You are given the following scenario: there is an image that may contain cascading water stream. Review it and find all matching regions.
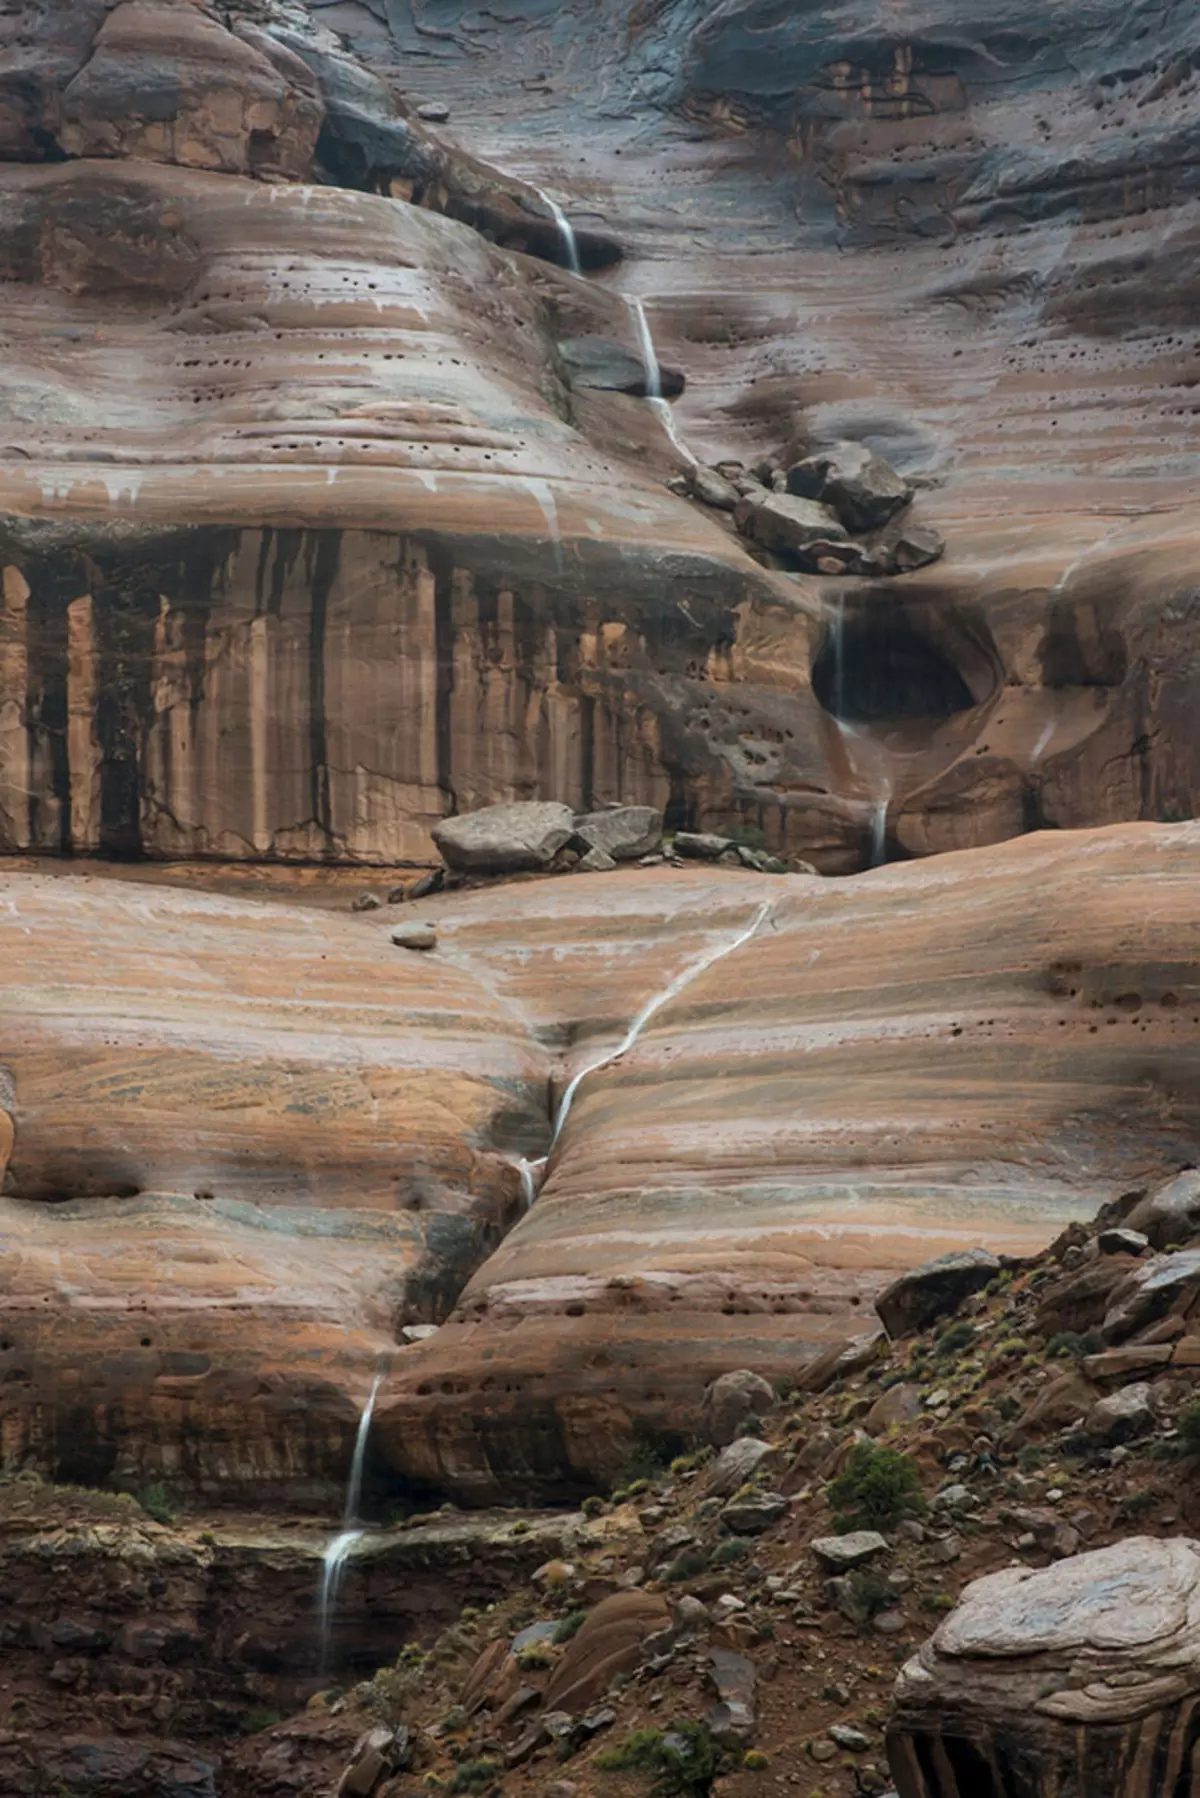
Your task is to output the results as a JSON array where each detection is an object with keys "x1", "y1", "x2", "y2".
[
  {"x1": 533, "y1": 185, "x2": 581, "y2": 276},
  {"x1": 627, "y1": 296, "x2": 695, "y2": 466},
  {"x1": 515, "y1": 901, "x2": 772, "y2": 1205},
  {"x1": 868, "y1": 782, "x2": 891, "y2": 869},
  {"x1": 317, "y1": 1368, "x2": 384, "y2": 1671}
]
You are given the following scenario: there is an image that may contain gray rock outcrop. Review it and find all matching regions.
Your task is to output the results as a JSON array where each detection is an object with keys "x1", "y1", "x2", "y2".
[
  {"x1": 875, "y1": 1250, "x2": 1000, "y2": 1340},
  {"x1": 433, "y1": 802, "x2": 576, "y2": 874},
  {"x1": 889, "y1": 1539, "x2": 1200, "y2": 1798}
]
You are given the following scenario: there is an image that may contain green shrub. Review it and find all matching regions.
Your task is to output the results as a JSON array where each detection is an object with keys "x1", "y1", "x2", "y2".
[
  {"x1": 825, "y1": 1442, "x2": 926, "y2": 1531},
  {"x1": 669, "y1": 1449, "x2": 711, "y2": 1477},
  {"x1": 709, "y1": 1536, "x2": 752, "y2": 1568},
  {"x1": 581, "y1": 1495, "x2": 606, "y2": 1517},
  {"x1": 517, "y1": 1644, "x2": 554, "y2": 1670},
  {"x1": 595, "y1": 1722, "x2": 727, "y2": 1797},
  {"x1": 449, "y1": 1759, "x2": 501, "y2": 1794},
  {"x1": 838, "y1": 1569, "x2": 898, "y2": 1628},
  {"x1": 1179, "y1": 1400, "x2": 1200, "y2": 1455},
  {"x1": 665, "y1": 1549, "x2": 710, "y2": 1583},
  {"x1": 509, "y1": 1520, "x2": 530, "y2": 1536},
  {"x1": 743, "y1": 1750, "x2": 769, "y2": 1771},
  {"x1": 935, "y1": 1321, "x2": 975, "y2": 1357},
  {"x1": 553, "y1": 1609, "x2": 588, "y2": 1644},
  {"x1": 137, "y1": 1482, "x2": 177, "y2": 1525}
]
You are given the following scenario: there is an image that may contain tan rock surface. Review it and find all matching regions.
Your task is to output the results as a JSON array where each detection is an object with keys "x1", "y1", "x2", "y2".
[{"x1": 376, "y1": 822, "x2": 1200, "y2": 1498}]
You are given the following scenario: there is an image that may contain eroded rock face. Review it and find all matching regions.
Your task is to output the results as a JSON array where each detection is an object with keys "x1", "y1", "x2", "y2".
[
  {"x1": 0, "y1": 0, "x2": 1197, "y2": 873},
  {"x1": 889, "y1": 1538, "x2": 1200, "y2": 1797},
  {"x1": 375, "y1": 822, "x2": 1200, "y2": 1502},
  {"x1": 0, "y1": 865, "x2": 543, "y2": 1500}
]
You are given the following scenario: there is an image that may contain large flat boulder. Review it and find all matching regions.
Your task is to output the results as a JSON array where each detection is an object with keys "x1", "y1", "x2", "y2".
[
  {"x1": 889, "y1": 1539, "x2": 1200, "y2": 1797},
  {"x1": 434, "y1": 802, "x2": 576, "y2": 874}
]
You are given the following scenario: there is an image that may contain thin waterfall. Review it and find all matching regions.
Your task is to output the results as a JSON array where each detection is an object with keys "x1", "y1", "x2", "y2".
[
  {"x1": 629, "y1": 297, "x2": 662, "y2": 401},
  {"x1": 628, "y1": 297, "x2": 696, "y2": 466},
  {"x1": 533, "y1": 185, "x2": 581, "y2": 276},
  {"x1": 511, "y1": 901, "x2": 771, "y2": 1207},
  {"x1": 317, "y1": 1369, "x2": 383, "y2": 1671},
  {"x1": 868, "y1": 783, "x2": 891, "y2": 869}
]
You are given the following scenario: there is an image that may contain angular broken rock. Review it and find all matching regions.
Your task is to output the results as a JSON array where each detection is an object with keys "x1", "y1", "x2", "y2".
[
  {"x1": 573, "y1": 806, "x2": 662, "y2": 862},
  {"x1": 672, "y1": 830, "x2": 736, "y2": 861},
  {"x1": 1101, "y1": 1249, "x2": 1200, "y2": 1343},
  {"x1": 1083, "y1": 1382, "x2": 1155, "y2": 1446},
  {"x1": 735, "y1": 491, "x2": 849, "y2": 559},
  {"x1": 875, "y1": 1249, "x2": 1000, "y2": 1339},
  {"x1": 687, "y1": 464, "x2": 740, "y2": 511},
  {"x1": 433, "y1": 800, "x2": 575, "y2": 874},
  {"x1": 705, "y1": 1647, "x2": 756, "y2": 1741},
  {"x1": 577, "y1": 846, "x2": 617, "y2": 872},
  {"x1": 707, "y1": 1437, "x2": 780, "y2": 1499},
  {"x1": 889, "y1": 1539, "x2": 1200, "y2": 1798},
  {"x1": 720, "y1": 1491, "x2": 788, "y2": 1536},
  {"x1": 810, "y1": 1531, "x2": 889, "y2": 1572},
  {"x1": 882, "y1": 520, "x2": 945, "y2": 574},
  {"x1": 786, "y1": 441, "x2": 911, "y2": 533},
  {"x1": 702, "y1": 1369, "x2": 776, "y2": 1447},
  {"x1": 1125, "y1": 1170, "x2": 1200, "y2": 1250},
  {"x1": 337, "y1": 1725, "x2": 410, "y2": 1798}
]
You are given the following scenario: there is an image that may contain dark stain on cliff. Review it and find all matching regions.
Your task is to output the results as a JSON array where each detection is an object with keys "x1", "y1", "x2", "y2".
[{"x1": 304, "y1": 530, "x2": 341, "y2": 848}]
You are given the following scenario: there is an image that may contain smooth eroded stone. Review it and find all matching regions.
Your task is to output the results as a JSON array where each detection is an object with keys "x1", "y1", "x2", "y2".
[
  {"x1": 433, "y1": 801, "x2": 576, "y2": 874},
  {"x1": 702, "y1": 1369, "x2": 776, "y2": 1447},
  {"x1": 391, "y1": 921, "x2": 438, "y2": 951},
  {"x1": 556, "y1": 336, "x2": 684, "y2": 397},
  {"x1": 889, "y1": 1539, "x2": 1200, "y2": 1798},
  {"x1": 688, "y1": 465, "x2": 741, "y2": 511},
  {"x1": 542, "y1": 1590, "x2": 673, "y2": 1717},
  {"x1": 875, "y1": 1249, "x2": 1000, "y2": 1339}
]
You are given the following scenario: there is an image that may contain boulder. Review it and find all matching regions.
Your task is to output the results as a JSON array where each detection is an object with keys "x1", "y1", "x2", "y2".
[
  {"x1": 1101, "y1": 1249, "x2": 1200, "y2": 1343},
  {"x1": 337, "y1": 1726, "x2": 409, "y2": 1798},
  {"x1": 865, "y1": 1382, "x2": 924, "y2": 1435},
  {"x1": 735, "y1": 491, "x2": 849, "y2": 560},
  {"x1": 391, "y1": 921, "x2": 437, "y2": 951},
  {"x1": 688, "y1": 465, "x2": 741, "y2": 511},
  {"x1": 882, "y1": 520, "x2": 946, "y2": 574},
  {"x1": 1035, "y1": 1256, "x2": 1139, "y2": 1337},
  {"x1": 719, "y1": 1491, "x2": 788, "y2": 1535},
  {"x1": 705, "y1": 1647, "x2": 756, "y2": 1741},
  {"x1": 810, "y1": 1531, "x2": 889, "y2": 1572},
  {"x1": 433, "y1": 801, "x2": 576, "y2": 874},
  {"x1": 702, "y1": 1370, "x2": 776, "y2": 1447},
  {"x1": 573, "y1": 807, "x2": 662, "y2": 862},
  {"x1": 1096, "y1": 1226, "x2": 1149, "y2": 1257},
  {"x1": 578, "y1": 847, "x2": 617, "y2": 872},
  {"x1": 1125, "y1": 1170, "x2": 1200, "y2": 1249},
  {"x1": 673, "y1": 831, "x2": 736, "y2": 861},
  {"x1": 799, "y1": 1331, "x2": 886, "y2": 1393},
  {"x1": 889, "y1": 1539, "x2": 1200, "y2": 1798},
  {"x1": 786, "y1": 441, "x2": 912, "y2": 532},
  {"x1": 707, "y1": 1437, "x2": 780, "y2": 1498},
  {"x1": 556, "y1": 336, "x2": 685, "y2": 398},
  {"x1": 1083, "y1": 1382, "x2": 1155, "y2": 1445},
  {"x1": 542, "y1": 1590, "x2": 673, "y2": 1716},
  {"x1": 875, "y1": 1250, "x2": 1000, "y2": 1340}
]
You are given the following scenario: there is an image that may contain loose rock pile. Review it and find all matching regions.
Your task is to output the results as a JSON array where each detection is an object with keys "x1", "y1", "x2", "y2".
[{"x1": 680, "y1": 439, "x2": 946, "y2": 578}]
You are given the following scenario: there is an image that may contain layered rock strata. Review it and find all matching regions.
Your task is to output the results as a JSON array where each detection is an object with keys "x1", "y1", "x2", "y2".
[
  {"x1": 0, "y1": 864, "x2": 545, "y2": 1500},
  {"x1": 889, "y1": 1538, "x2": 1200, "y2": 1798},
  {"x1": 371, "y1": 819, "x2": 1200, "y2": 1499}
]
